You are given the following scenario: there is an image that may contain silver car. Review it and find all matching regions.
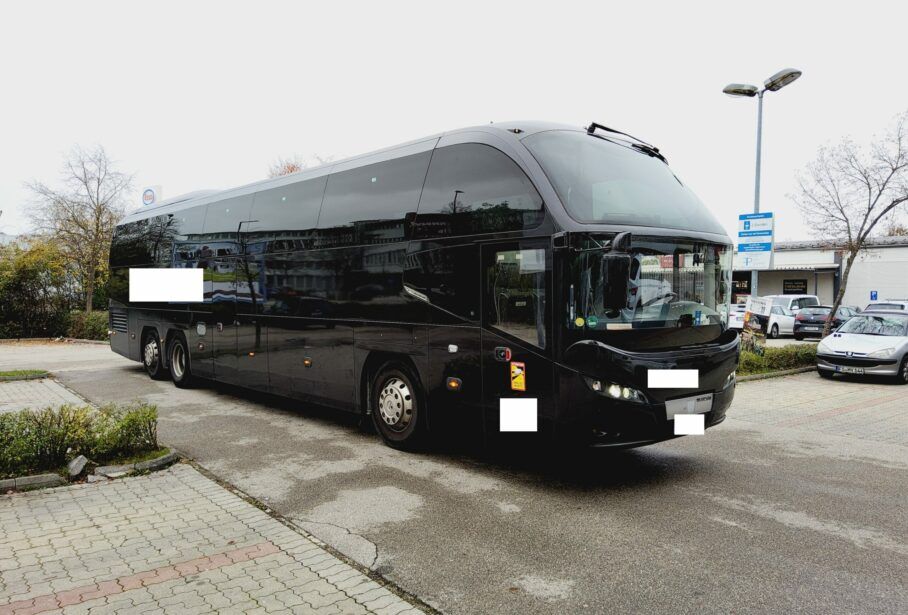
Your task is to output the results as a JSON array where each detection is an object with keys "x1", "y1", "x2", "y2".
[{"x1": 816, "y1": 310, "x2": 908, "y2": 382}]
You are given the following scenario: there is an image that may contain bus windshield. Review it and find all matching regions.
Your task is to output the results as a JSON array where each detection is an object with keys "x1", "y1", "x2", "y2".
[
  {"x1": 524, "y1": 130, "x2": 726, "y2": 235},
  {"x1": 567, "y1": 237, "x2": 732, "y2": 330}
]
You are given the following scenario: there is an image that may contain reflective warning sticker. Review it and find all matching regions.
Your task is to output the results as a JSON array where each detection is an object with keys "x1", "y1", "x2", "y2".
[{"x1": 510, "y1": 361, "x2": 526, "y2": 391}]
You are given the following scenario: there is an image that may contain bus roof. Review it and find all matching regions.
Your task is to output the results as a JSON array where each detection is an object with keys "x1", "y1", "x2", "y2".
[{"x1": 118, "y1": 121, "x2": 596, "y2": 225}]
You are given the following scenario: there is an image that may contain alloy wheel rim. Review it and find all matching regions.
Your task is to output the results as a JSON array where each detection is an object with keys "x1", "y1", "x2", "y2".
[
  {"x1": 172, "y1": 344, "x2": 185, "y2": 380},
  {"x1": 144, "y1": 339, "x2": 158, "y2": 369},
  {"x1": 378, "y1": 377, "x2": 413, "y2": 431}
]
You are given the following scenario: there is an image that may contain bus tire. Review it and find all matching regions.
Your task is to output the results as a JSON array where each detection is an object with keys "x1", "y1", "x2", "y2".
[
  {"x1": 168, "y1": 333, "x2": 195, "y2": 388},
  {"x1": 142, "y1": 330, "x2": 167, "y2": 380},
  {"x1": 370, "y1": 361, "x2": 425, "y2": 450}
]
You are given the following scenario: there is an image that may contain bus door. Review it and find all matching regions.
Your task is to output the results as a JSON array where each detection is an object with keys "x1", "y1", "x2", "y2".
[
  {"x1": 480, "y1": 241, "x2": 556, "y2": 435},
  {"x1": 210, "y1": 257, "x2": 238, "y2": 382}
]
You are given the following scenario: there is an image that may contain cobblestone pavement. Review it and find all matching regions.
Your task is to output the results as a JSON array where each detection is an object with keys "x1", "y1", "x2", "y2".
[
  {"x1": 0, "y1": 379, "x2": 86, "y2": 414},
  {"x1": 732, "y1": 372, "x2": 908, "y2": 445},
  {"x1": 0, "y1": 465, "x2": 423, "y2": 615}
]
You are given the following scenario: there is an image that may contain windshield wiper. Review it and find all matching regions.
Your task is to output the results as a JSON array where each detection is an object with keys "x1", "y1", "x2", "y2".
[
  {"x1": 586, "y1": 122, "x2": 667, "y2": 163},
  {"x1": 631, "y1": 143, "x2": 667, "y2": 162}
]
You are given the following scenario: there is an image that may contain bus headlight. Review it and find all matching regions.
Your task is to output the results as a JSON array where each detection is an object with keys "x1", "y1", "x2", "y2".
[{"x1": 583, "y1": 377, "x2": 646, "y2": 403}]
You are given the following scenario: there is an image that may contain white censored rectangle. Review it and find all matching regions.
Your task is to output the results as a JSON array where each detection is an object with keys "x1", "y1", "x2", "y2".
[
  {"x1": 499, "y1": 398, "x2": 538, "y2": 432},
  {"x1": 129, "y1": 268, "x2": 203, "y2": 302},
  {"x1": 647, "y1": 369, "x2": 699, "y2": 389},
  {"x1": 674, "y1": 413, "x2": 705, "y2": 435}
]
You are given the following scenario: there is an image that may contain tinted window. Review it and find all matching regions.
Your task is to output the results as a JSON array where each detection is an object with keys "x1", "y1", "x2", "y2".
[
  {"x1": 317, "y1": 152, "x2": 431, "y2": 246},
  {"x1": 798, "y1": 297, "x2": 819, "y2": 308},
  {"x1": 524, "y1": 130, "x2": 725, "y2": 235},
  {"x1": 801, "y1": 307, "x2": 831, "y2": 315},
  {"x1": 110, "y1": 220, "x2": 151, "y2": 267},
  {"x1": 415, "y1": 144, "x2": 544, "y2": 238},
  {"x1": 404, "y1": 244, "x2": 480, "y2": 323},
  {"x1": 202, "y1": 195, "x2": 255, "y2": 239},
  {"x1": 248, "y1": 177, "x2": 327, "y2": 253}
]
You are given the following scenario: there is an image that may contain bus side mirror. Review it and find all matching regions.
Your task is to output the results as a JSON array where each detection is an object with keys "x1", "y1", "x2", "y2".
[{"x1": 602, "y1": 254, "x2": 632, "y2": 312}]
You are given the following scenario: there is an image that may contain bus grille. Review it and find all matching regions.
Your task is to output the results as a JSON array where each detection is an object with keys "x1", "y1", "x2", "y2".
[{"x1": 110, "y1": 310, "x2": 128, "y2": 333}]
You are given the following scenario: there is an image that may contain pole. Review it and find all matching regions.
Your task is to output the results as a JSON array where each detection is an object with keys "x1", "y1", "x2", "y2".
[
  {"x1": 751, "y1": 90, "x2": 765, "y2": 298},
  {"x1": 754, "y1": 91, "x2": 764, "y2": 214}
]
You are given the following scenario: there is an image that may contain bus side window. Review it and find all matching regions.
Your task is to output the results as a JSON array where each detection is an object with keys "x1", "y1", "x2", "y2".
[
  {"x1": 414, "y1": 143, "x2": 544, "y2": 237},
  {"x1": 487, "y1": 248, "x2": 547, "y2": 349}
]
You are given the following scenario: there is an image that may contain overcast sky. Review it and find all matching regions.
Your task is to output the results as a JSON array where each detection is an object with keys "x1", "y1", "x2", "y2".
[{"x1": 1, "y1": 1, "x2": 906, "y2": 241}]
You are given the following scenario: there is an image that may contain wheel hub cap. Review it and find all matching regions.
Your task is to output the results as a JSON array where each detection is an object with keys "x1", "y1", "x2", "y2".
[
  {"x1": 378, "y1": 377, "x2": 413, "y2": 430},
  {"x1": 144, "y1": 340, "x2": 158, "y2": 367}
]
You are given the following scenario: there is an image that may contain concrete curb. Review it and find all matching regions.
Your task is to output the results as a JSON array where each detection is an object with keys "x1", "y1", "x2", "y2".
[
  {"x1": 0, "y1": 473, "x2": 66, "y2": 492},
  {"x1": 95, "y1": 450, "x2": 180, "y2": 477},
  {"x1": 738, "y1": 366, "x2": 815, "y2": 382},
  {"x1": 2, "y1": 452, "x2": 180, "y2": 493}
]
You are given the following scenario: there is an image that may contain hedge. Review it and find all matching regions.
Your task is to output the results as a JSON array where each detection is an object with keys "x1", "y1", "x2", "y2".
[
  {"x1": 739, "y1": 344, "x2": 817, "y2": 376},
  {"x1": 0, "y1": 403, "x2": 158, "y2": 479},
  {"x1": 66, "y1": 311, "x2": 109, "y2": 341}
]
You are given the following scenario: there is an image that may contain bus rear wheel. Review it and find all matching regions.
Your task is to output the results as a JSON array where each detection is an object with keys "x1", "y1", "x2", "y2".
[
  {"x1": 168, "y1": 334, "x2": 195, "y2": 388},
  {"x1": 142, "y1": 331, "x2": 167, "y2": 380},
  {"x1": 371, "y1": 362, "x2": 425, "y2": 450}
]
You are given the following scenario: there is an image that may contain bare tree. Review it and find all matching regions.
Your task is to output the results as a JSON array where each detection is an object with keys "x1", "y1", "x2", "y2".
[
  {"x1": 268, "y1": 155, "x2": 307, "y2": 178},
  {"x1": 27, "y1": 145, "x2": 132, "y2": 312},
  {"x1": 883, "y1": 219, "x2": 908, "y2": 236},
  {"x1": 792, "y1": 111, "x2": 908, "y2": 335},
  {"x1": 267, "y1": 154, "x2": 334, "y2": 178}
]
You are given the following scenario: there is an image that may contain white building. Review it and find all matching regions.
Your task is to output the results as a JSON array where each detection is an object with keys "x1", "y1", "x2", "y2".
[{"x1": 733, "y1": 236, "x2": 908, "y2": 308}]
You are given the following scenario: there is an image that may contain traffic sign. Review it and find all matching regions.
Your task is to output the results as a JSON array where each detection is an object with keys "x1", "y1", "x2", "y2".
[{"x1": 735, "y1": 212, "x2": 774, "y2": 270}]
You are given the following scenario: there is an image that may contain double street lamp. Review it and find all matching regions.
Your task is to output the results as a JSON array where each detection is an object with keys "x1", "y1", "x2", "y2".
[{"x1": 723, "y1": 68, "x2": 802, "y2": 297}]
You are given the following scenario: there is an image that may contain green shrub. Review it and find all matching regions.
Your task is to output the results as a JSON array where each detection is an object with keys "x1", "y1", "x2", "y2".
[
  {"x1": 67, "y1": 311, "x2": 109, "y2": 340},
  {"x1": 0, "y1": 402, "x2": 158, "y2": 479},
  {"x1": 739, "y1": 344, "x2": 817, "y2": 376},
  {"x1": 92, "y1": 403, "x2": 158, "y2": 459}
]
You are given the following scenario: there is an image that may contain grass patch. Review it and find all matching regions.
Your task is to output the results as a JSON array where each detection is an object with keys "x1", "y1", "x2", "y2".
[
  {"x1": 0, "y1": 369, "x2": 49, "y2": 380},
  {"x1": 0, "y1": 402, "x2": 158, "y2": 479},
  {"x1": 739, "y1": 344, "x2": 817, "y2": 376}
]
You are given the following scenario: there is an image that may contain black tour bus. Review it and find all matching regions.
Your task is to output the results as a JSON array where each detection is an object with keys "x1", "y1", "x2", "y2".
[{"x1": 109, "y1": 121, "x2": 738, "y2": 449}]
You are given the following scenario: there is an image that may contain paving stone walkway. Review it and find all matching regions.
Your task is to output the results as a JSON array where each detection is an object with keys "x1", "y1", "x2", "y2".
[
  {"x1": 0, "y1": 380, "x2": 86, "y2": 414},
  {"x1": 0, "y1": 465, "x2": 423, "y2": 615}
]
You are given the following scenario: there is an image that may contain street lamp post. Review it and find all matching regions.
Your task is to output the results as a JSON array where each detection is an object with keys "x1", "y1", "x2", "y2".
[{"x1": 723, "y1": 68, "x2": 801, "y2": 298}]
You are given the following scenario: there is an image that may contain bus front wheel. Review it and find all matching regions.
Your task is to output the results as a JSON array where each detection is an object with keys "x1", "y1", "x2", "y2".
[
  {"x1": 371, "y1": 362, "x2": 425, "y2": 450},
  {"x1": 169, "y1": 334, "x2": 195, "y2": 389},
  {"x1": 142, "y1": 331, "x2": 167, "y2": 380}
]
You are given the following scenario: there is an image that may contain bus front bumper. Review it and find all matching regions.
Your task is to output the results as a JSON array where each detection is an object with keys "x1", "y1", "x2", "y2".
[{"x1": 579, "y1": 376, "x2": 735, "y2": 448}]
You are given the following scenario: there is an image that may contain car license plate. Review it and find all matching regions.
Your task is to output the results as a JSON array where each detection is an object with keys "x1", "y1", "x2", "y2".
[
  {"x1": 804, "y1": 326, "x2": 819, "y2": 331},
  {"x1": 835, "y1": 365, "x2": 864, "y2": 374},
  {"x1": 665, "y1": 393, "x2": 713, "y2": 420}
]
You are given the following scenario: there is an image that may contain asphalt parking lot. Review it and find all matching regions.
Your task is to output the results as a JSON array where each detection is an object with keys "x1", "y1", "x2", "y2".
[{"x1": 2, "y1": 342, "x2": 907, "y2": 614}]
